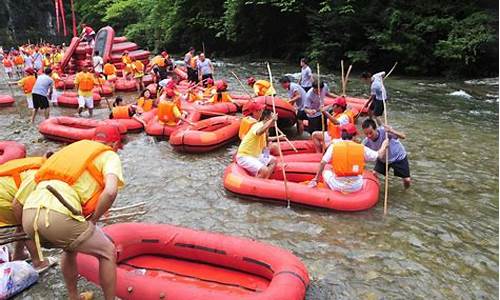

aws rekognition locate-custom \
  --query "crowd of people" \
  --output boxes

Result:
[0,35,412,298]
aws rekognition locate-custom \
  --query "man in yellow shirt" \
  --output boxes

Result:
[21,126,124,300]
[236,108,279,178]
[1,154,54,271]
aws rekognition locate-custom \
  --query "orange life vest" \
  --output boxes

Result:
[21,75,37,94]
[77,72,95,92]
[157,100,178,126]
[133,61,144,73]
[253,80,275,96]
[112,106,131,119]
[327,111,354,139]
[35,140,112,216]
[43,58,50,67]
[190,56,198,69]
[210,92,232,103]
[0,157,45,188]
[151,55,165,67]
[2,58,13,68]
[137,97,153,112]
[239,117,257,140]
[14,56,24,65]
[331,141,365,177]
[103,63,116,76]
[122,55,132,65]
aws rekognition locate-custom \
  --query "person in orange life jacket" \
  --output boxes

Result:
[247,77,276,97]
[184,47,198,83]
[6,152,56,271]
[236,107,283,179]
[156,89,195,126]
[136,89,155,111]
[309,123,389,193]
[17,67,37,109]
[311,96,353,152]
[121,51,133,79]
[2,53,14,79]
[279,76,307,135]
[131,58,145,91]
[362,118,411,189]
[21,127,123,300]
[206,80,234,104]
[74,66,96,117]
[109,96,147,127]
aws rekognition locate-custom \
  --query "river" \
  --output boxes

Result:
[1,59,498,299]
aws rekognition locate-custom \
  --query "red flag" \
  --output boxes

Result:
[54,0,60,33]
[70,0,77,37]
[58,0,67,36]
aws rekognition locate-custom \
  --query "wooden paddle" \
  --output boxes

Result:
[317,63,326,152]
[267,63,291,208]
[382,62,397,215]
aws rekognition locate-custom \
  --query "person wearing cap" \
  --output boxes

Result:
[311,96,355,151]
[31,67,53,123]
[361,71,388,126]
[80,23,96,45]
[22,131,124,300]
[196,53,214,86]
[303,80,337,134]
[74,66,97,117]
[236,107,280,179]
[18,68,37,109]
[247,77,276,97]
[184,47,198,83]
[298,58,313,91]
[309,123,389,193]
[208,80,233,103]
[279,76,307,135]
[121,51,133,79]
[361,118,411,189]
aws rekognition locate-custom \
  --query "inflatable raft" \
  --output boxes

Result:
[325,96,368,115]
[224,162,380,211]
[60,37,80,71]
[0,141,26,164]
[0,95,15,107]
[94,26,115,63]
[77,223,309,300]
[109,109,157,133]
[57,92,101,108]
[38,117,126,143]
[241,96,296,127]
[170,116,241,153]
[115,79,138,92]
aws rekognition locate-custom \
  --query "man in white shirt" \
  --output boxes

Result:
[197,53,214,86]
[92,51,104,74]
[298,58,313,91]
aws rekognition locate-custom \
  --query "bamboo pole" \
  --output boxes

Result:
[108,202,145,213]
[383,99,389,215]
[384,62,398,79]
[317,63,325,152]
[343,64,353,96]
[266,62,291,208]
[100,211,146,222]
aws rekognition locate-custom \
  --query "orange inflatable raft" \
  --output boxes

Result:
[0,141,26,164]
[224,162,380,211]
[170,116,241,153]
[38,117,127,143]
[115,79,138,92]
[109,109,156,133]
[57,91,101,108]
[325,96,369,114]
[77,223,309,300]
[0,95,15,107]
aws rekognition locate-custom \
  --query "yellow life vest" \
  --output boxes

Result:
[0,157,45,188]
[137,97,154,112]
[35,140,112,216]
[331,141,365,177]
[210,92,232,103]
[254,80,275,96]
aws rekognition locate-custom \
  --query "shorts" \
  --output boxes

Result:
[32,93,49,109]
[323,170,363,193]
[22,208,94,251]
[369,100,385,117]
[374,156,410,178]
[306,115,326,134]
[236,154,274,176]
[78,95,94,109]
[296,110,307,120]
[4,67,12,74]
[26,94,33,109]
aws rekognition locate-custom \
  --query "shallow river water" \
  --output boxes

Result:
[1,59,498,299]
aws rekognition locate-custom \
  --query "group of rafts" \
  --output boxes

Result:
[32,66,378,212]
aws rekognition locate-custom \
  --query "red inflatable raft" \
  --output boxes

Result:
[170,116,241,153]
[94,26,115,63]
[145,110,201,139]
[57,92,101,108]
[77,223,309,300]
[110,50,150,64]
[325,96,369,114]
[111,42,139,53]
[0,141,26,164]
[38,117,127,143]
[0,95,15,107]
[109,109,157,133]
[224,162,380,211]
[113,36,127,43]
[115,79,138,92]
[60,37,80,72]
